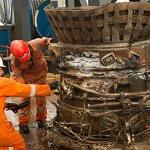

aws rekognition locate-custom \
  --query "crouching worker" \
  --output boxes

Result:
[9,38,51,133]
[0,57,58,150]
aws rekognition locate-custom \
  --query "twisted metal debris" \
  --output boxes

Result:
[45,2,150,150]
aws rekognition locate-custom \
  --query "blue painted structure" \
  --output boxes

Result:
[0,0,13,54]
[35,0,56,38]
[0,24,11,54]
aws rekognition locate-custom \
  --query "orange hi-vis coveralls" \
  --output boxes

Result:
[0,77,51,150]
[10,38,48,125]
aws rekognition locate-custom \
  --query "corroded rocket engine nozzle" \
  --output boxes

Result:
[45,2,150,44]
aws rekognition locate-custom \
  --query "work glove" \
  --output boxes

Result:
[6,99,30,113]
[6,103,19,113]
[49,80,59,90]
[18,99,30,109]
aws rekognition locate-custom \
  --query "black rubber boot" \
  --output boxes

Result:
[37,121,45,128]
[19,124,30,134]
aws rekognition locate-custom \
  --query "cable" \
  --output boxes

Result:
[0,45,10,49]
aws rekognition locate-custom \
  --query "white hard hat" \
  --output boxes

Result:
[0,57,6,67]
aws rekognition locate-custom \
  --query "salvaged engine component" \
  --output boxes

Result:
[45,2,150,150]
[45,2,150,44]
[47,40,150,149]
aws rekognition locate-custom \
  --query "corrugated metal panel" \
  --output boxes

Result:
[88,0,111,6]
[116,0,129,2]
[99,0,112,5]
[0,0,14,24]
[32,0,46,16]
[57,0,65,7]
[79,0,88,5]
[141,0,150,2]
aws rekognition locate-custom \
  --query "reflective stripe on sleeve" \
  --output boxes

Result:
[30,84,36,97]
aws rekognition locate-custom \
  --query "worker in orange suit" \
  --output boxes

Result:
[0,57,58,150]
[9,38,51,133]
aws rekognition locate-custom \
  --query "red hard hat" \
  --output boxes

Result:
[10,40,31,63]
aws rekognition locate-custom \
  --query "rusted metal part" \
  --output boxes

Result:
[44,39,150,149]
[112,4,120,43]
[132,4,144,41]
[57,92,150,139]
[47,128,88,150]
[124,3,133,42]
[46,126,150,149]
[102,5,111,43]
[45,2,150,44]
[48,40,150,71]
[65,81,150,98]
[55,47,150,147]
[45,3,150,149]
[46,127,122,150]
